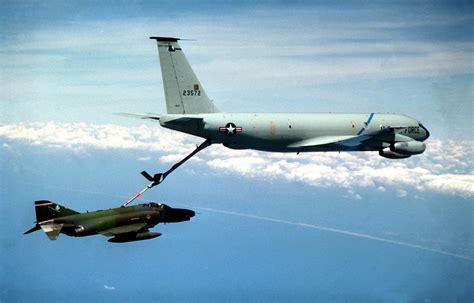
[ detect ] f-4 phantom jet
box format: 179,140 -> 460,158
122,37 -> 429,160
24,200 -> 195,243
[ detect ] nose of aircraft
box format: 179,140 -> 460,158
184,209 -> 195,219
178,209 -> 195,221
419,123 -> 430,140
165,208 -> 195,222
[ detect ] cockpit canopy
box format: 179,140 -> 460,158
144,202 -> 170,209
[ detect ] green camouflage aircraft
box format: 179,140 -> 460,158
25,200 -> 195,243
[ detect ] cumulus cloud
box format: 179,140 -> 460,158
0,122 -> 473,198
137,156 -> 151,161
397,189 -> 408,198
0,121 -> 195,153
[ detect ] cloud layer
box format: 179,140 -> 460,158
1,122 -> 472,198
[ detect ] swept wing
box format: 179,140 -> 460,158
287,127 -> 408,149
98,223 -> 150,237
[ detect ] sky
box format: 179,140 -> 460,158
1,1 -> 473,302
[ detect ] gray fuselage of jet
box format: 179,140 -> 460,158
158,112 -> 429,153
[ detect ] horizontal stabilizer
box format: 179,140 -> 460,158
40,223 -> 64,240
115,113 -> 161,121
150,36 -> 180,42
159,116 -> 203,126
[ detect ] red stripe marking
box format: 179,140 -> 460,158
35,202 -> 54,207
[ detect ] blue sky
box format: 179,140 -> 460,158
1,1 -> 473,302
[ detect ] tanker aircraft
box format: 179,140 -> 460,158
24,200 -> 195,243
120,37 -> 430,187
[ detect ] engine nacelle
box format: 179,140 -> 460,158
379,148 -> 411,159
390,141 -> 426,155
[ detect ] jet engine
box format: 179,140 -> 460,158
390,141 -> 426,155
379,148 -> 411,159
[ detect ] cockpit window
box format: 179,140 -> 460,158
145,202 -> 162,208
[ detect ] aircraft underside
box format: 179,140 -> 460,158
222,141 -> 384,153
158,113 -> 429,157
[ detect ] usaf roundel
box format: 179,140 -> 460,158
219,123 -> 242,136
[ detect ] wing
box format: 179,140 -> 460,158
288,128 -> 402,150
287,135 -> 357,148
98,223 -> 149,237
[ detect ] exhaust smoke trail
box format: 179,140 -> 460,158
197,207 -> 474,262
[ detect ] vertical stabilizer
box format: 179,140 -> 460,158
150,37 -> 219,114
34,200 -> 79,223
30,200 -> 79,240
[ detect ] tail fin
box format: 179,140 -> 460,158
150,37 -> 219,115
25,201 -> 80,240
34,200 -> 79,223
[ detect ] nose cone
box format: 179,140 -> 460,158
177,209 -> 195,221
419,123 -> 430,140
164,208 -> 195,222
183,209 -> 195,220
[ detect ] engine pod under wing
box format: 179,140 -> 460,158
108,232 -> 162,243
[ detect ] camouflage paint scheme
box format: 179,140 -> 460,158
25,201 -> 195,243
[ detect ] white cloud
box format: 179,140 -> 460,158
397,189 -> 408,198
2,143 -> 13,152
377,186 -> 386,192
1,122 -> 473,198
103,285 -> 115,291
137,156 -> 151,161
0,121 -> 194,153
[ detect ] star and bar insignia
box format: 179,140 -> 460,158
219,122 -> 242,136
